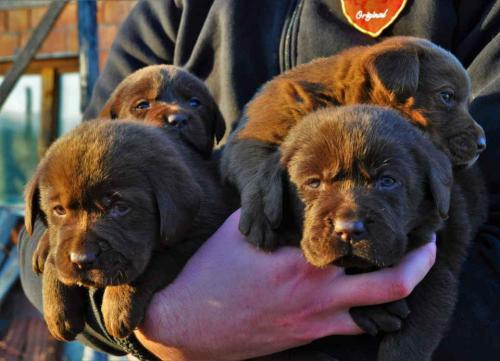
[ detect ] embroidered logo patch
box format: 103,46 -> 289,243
341,0 -> 407,38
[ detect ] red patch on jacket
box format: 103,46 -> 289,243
341,0 -> 407,37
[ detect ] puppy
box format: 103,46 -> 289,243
100,64 -> 226,156
25,119 -> 237,341
278,105 -> 471,361
221,36 -> 486,249
32,64 -> 227,274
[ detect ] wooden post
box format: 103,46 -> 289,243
0,0 -> 68,112
38,68 -> 60,157
77,0 -> 99,114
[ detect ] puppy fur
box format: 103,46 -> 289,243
221,36 -> 486,250
238,36 -> 485,166
25,120 -> 237,341
100,64 -> 226,156
276,105 -> 472,361
32,65 -> 227,276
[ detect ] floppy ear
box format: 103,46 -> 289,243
280,136 -> 301,169
147,166 -> 202,246
281,79 -> 330,113
99,93 -> 119,119
212,104 -> 226,144
415,144 -> 452,219
368,48 -> 420,102
24,172 -> 42,236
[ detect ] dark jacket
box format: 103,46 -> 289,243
20,0 -> 500,360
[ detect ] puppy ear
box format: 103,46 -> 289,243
429,160 -> 452,219
147,167 -> 202,245
415,144 -> 452,219
280,112 -> 317,168
212,104 -> 226,144
368,48 -> 420,102
282,80 -> 329,113
280,135 -> 301,168
100,94 -> 119,119
24,172 -> 42,236
283,80 -> 314,105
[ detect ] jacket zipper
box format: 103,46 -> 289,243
279,0 -> 304,73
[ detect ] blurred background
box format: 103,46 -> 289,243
0,1 -> 138,360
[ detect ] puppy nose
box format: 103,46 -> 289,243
334,218 -> 366,242
477,136 -> 486,152
70,251 -> 96,270
167,114 -> 187,128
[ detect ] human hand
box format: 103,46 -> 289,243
135,209 -> 436,361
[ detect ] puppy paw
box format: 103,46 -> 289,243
350,299 -> 410,336
260,151 -> 285,229
378,331 -> 431,361
42,265 -> 85,341
102,285 -> 145,339
45,309 -> 84,341
240,186 -> 280,250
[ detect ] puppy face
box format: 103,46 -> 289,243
25,120 -> 201,287
281,106 -> 452,268
365,37 -> 486,167
100,65 -> 225,156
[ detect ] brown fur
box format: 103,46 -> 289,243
31,65 -> 227,276
25,120 -> 237,341
277,105 -> 474,361
238,36 -> 485,167
221,36 -> 486,250
100,65 -> 226,156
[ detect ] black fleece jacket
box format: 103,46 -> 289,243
19,0 -> 500,360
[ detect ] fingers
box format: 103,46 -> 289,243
332,241 -> 437,307
311,310 -> 364,337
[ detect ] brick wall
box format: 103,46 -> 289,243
98,0 -> 138,69
0,0 -> 138,70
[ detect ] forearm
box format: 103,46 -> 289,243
131,210 -> 436,361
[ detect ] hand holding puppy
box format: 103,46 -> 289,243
135,210 -> 436,361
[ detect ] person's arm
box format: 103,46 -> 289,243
134,210 -> 436,361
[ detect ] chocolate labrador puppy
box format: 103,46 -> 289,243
32,64 -> 227,274
271,105 -> 473,361
100,64 -> 226,157
25,119 -> 237,341
221,36 -> 486,250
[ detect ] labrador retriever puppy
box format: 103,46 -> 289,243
221,36 -> 486,250
276,105 -> 472,361
100,64 -> 226,157
25,119 -> 237,341
32,64 -> 227,274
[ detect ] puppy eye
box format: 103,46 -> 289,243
109,203 -> 130,218
376,175 -> 398,189
135,100 -> 150,110
189,97 -> 201,108
306,179 -> 321,189
53,205 -> 66,216
438,91 -> 455,106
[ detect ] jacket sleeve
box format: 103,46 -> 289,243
453,0 -> 500,250
434,2 -> 500,359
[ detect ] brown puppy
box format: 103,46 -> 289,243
25,120 -> 237,341
221,36 -> 486,249
279,105 -> 471,361
100,64 -> 226,156
239,36 -> 485,165
32,64 -> 227,274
